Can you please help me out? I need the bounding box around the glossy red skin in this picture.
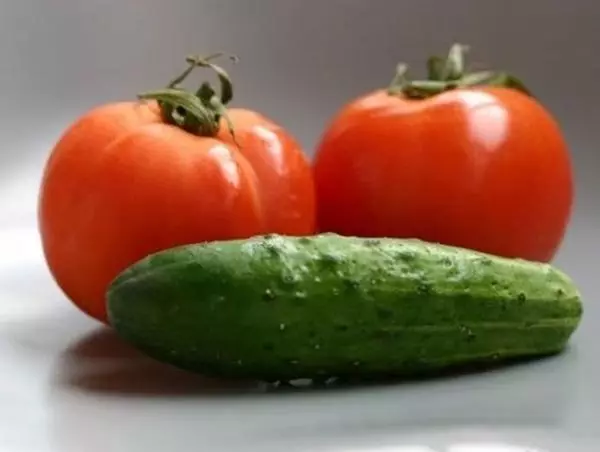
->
[39,102,316,322]
[313,87,574,262]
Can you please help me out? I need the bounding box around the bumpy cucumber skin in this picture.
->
[107,234,583,381]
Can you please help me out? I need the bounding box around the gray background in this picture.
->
[0,1,598,451]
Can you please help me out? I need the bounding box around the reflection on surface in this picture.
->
[52,324,577,404]
[47,331,582,452]
[461,91,510,153]
[208,145,242,190]
[53,326,263,396]
[330,440,548,452]
[338,446,437,452]
[342,447,437,452]
[46,310,579,452]
[449,443,542,451]
[327,442,546,452]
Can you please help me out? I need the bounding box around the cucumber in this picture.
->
[106,233,582,381]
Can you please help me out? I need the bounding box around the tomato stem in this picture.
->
[387,64,410,96]
[387,43,532,99]
[138,53,239,142]
[442,43,469,81]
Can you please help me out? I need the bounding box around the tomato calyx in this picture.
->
[387,43,533,99]
[138,53,239,141]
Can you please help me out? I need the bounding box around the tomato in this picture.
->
[38,55,316,323]
[313,44,573,262]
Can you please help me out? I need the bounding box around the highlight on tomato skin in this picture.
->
[37,53,316,324]
[312,43,574,263]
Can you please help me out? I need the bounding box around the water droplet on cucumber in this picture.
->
[396,251,416,262]
[294,291,307,300]
[343,278,360,290]
[263,288,276,301]
[319,252,343,268]
[460,325,476,342]
[441,257,453,267]
[281,272,301,286]
[417,282,432,294]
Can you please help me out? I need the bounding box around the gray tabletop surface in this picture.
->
[1,1,598,451]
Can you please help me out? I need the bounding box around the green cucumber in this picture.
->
[107,233,582,381]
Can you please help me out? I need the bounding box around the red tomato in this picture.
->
[38,55,316,323]
[313,45,573,262]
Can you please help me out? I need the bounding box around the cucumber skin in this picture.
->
[107,234,582,381]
